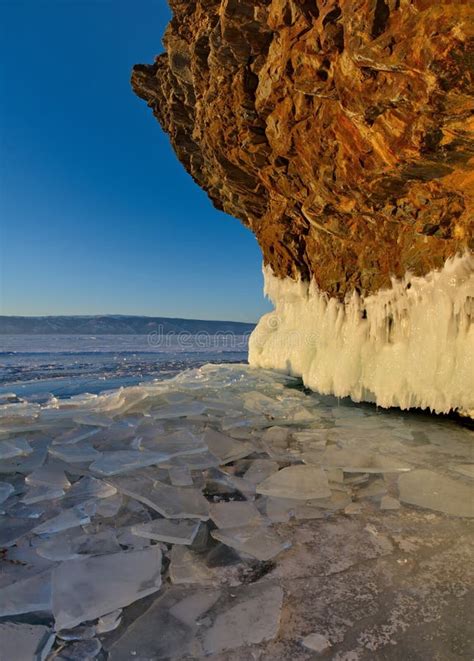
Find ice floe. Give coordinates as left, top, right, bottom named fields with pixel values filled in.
left=0, top=363, right=472, bottom=658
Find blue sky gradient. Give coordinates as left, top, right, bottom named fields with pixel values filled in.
left=0, top=0, right=271, bottom=322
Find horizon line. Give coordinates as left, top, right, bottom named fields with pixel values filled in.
left=0, top=313, right=257, bottom=325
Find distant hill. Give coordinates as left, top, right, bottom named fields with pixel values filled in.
left=0, top=315, right=256, bottom=335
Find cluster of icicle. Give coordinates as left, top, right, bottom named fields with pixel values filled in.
left=249, top=253, right=474, bottom=416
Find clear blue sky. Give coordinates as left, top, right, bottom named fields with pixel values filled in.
left=0, top=0, right=271, bottom=323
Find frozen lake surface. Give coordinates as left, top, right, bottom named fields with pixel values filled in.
left=0, top=334, right=249, bottom=402
left=0, top=341, right=472, bottom=659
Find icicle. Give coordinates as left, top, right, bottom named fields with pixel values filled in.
left=249, top=253, right=474, bottom=416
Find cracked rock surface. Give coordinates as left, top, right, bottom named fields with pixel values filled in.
left=132, top=0, right=473, bottom=298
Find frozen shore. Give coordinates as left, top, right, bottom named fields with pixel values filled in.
left=250, top=253, right=474, bottom=417
left=0, top=364, right=473, bottom=659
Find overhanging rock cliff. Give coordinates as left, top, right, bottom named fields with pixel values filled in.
left=132, top=0, right=474, bottom=414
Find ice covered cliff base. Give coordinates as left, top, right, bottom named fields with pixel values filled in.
left=249, top=254, right=474, bottom=416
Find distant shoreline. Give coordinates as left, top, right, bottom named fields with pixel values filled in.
left=0, top=315, right=256, bottom=336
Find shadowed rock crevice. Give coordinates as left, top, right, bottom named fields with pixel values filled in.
left=132, top=0, right=473, bottom=299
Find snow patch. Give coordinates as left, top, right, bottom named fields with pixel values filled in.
left=249, top=253, right=474, bottom=415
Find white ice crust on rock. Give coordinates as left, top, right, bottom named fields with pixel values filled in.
left=249, top=253, right=474, bottom=415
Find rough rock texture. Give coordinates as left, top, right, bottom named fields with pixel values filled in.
left=132, top=0, right=473, bottom=298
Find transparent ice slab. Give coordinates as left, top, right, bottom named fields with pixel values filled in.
left=90, top=450, right=170, bottom=476
left=0, top=570, right=52, bottom=617
left=26, top=461, right=71, bottom=489
left=152, top=401, right=206, bottom=419
left=52, top=547, right=163, bottom=630
left=0, top=437, right=32, bottom=459
left=106, top=587, right=196, bottom=660
left=202, top=428, right=255, bottom=464
left=61, top=476, right=117, bottom=507
left=211, top=525, right=290, bottom=561
left=49, top=442, right=102, bottom=463
left=169, top=589, right=221, bottom=627
left=168, top=465, right=193, bottom=486
left=0, top=437, right=49, bottom=474
left=0, top=515, right=37, bottom=547
left=169, top=546, right=216, bottom=585
left=32, top=503, right=94, bottom=535
left=256, top=465, right=331, bottom=500
left=109, top=475, right=209, bottom=520
left=398, top=469, right=474, bottom=517
left=36, top=528, right=121, bottom=561
left=243, top=458, right=279, bottom=485
left=56, top=638, right=102, bottom=660
left=209, top=501, right=264, bottom=529
left=202, top=583, right=283, bottom=654
left=132, top=518, right=201, bottom=545
left=0, top=481, right=14, bottom=504
left=0, top=622, right=55, bottom=661
left=96, top=608, right=123, bottom=634
left=21, top=484, right=66, bottom=504
left=321, top=447, right=412, bottom=473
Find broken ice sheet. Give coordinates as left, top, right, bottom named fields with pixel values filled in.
left=52, top=426, right=101, bottom=446
left=21, top=484, right=66, bottom=504
left=169, top=465, right=193, bottom=486
left=152, top=401, right=206, bottom=419
left=61, top=476, right=117, bottom=507
left=0, top=515, right=37, bottom=547
left=264, top=491, right=350, bottom=523
left=141, top=429, right=208, bottom=456
left=164, top=449, right=220, bottom=470
left=95, top=492, right=123, bottom=517
left=256, top=465, right=331, bottom=500
left=242, top=391, right=277, bottom=415
left=0, top=480, right=14, bottom=504
left=0, top=570, right=52, bottom=617
left=36, top=528, right=121, bottom=561
left=398, top=469, right=474, bottom=518
left=0, top=437, right=49, bottom=474
left=356, top=478, right=387, bottom=499
left=56, top=638, right=102, bottom=660
left=169, top=545, right=216, bottom=585
left=106, top=587, right=197, bottom=660
left=57, top=624, right=96, bottom=641
left=202, top=428, right=255, bottom=464
left=96, top=608, right=123, bottom=634
left=109, top=475, right=209, bottom=520
left=0, top=436, right=32, bottom=459
left=209, top=500, right=264, bottom=529
left=321, top=447, right=412, bottom=473
left=169, top=589, right=221, bottom=627
left=90, top=449, right=170, bottom=476
left=52, top=547, right=162, bottom=630
left=49, top=442, right=102, bottom=463
left=33, top=503, right=94, bottom=535
left=243, top=458, right=279, bottom=485
left=205, top=467, right=255, bottom=497
left=0, top=622, right=55, bottom=661
left=211, top=525, right=290, bottom=561
left=72, top=412, right=114, bottom=427
left=26, top=461, right=71, bottom=489
left=132, top=518, right=201, bottom=545
left=202, top=583, right=283, bottom=654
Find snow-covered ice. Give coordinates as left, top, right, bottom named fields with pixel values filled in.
left=250, top=253, right=474, bottom=415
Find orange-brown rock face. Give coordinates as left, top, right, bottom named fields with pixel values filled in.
left=132, top=0, right=473, bottom=298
